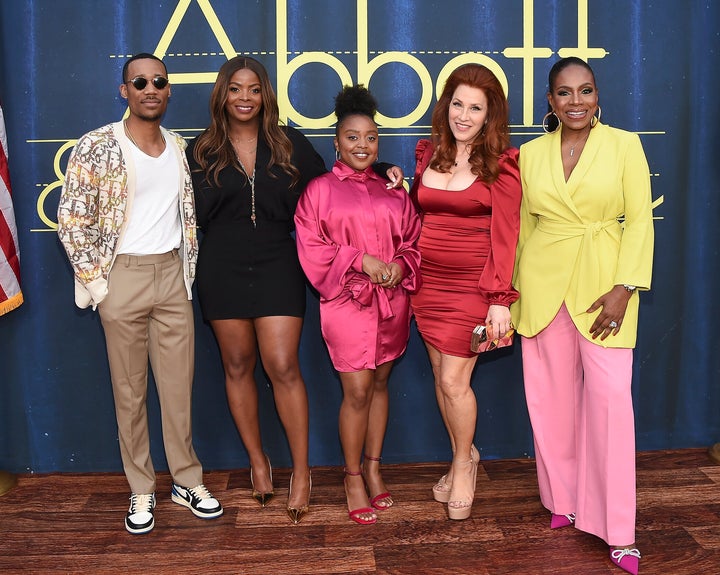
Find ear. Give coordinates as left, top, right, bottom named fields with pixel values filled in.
left=333, top=136, right=338, bottom=151
left=120, top=83, right=128, bottom=100
left=546, top=92, right=553, bottom=109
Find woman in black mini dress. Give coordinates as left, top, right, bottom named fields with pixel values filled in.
left=188, top=56, right=401, bottom=524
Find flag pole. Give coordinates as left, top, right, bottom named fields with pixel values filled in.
left=0, top=470, right=17, bottom=496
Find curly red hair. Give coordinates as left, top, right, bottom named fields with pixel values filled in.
left=430, top=64, right=510, bottom=184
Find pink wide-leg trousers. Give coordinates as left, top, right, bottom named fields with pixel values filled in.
left=521, top=304, right=636, bottom=545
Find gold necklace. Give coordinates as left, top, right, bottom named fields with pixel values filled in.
left=123, top=119, right=165, bottom=149
left=230, top=136, right=257, bottom=153
left=235, top=153, right=257, bottom=228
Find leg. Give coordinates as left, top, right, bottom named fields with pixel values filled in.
left=426, top=343, right=456, bottom=453
left=576, top=340, right=636, bottom=547
left=339, top=370, right=377, bottom=524
left=98, top=260, right=155, bottom=495
left=425, top=343, right=457, bottom=500
left=147, top=254, right=202, bottom=490
left=362, top=360, right=394, bottom=509
left=210, top=318, right=273, bottom=495
left=521, top=304, right=582, bottom=518
left=255, top=316, right=311, bottom=511
left=434, top=352, right=480, bottom=519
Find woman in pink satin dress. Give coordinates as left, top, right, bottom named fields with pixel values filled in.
left=295, top=85, right=421, bottom=525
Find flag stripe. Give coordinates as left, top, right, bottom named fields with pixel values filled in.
left=0, top=103, right=23, bottom=316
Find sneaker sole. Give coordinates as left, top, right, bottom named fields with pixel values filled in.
left=125, top=517, right=154, bottom=534
left=171, top=493, right=224, bottom=519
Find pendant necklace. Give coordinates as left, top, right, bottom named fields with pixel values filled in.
left=566, top=130, right=590, bottom=157
left=236, top=156, right=257, bottom=228
left=454, top=144, right=473, bottom=167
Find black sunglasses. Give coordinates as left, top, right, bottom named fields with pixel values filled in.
left=126, top=76, right=169, bottom=90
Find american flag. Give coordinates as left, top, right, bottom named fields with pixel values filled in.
left=0, top=104, right=23, bottom=315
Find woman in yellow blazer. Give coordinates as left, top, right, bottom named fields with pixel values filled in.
left=512, top=57, right=653, bottom=575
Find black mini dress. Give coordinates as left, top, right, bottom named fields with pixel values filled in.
left=187, top=127, right=326, bottom=320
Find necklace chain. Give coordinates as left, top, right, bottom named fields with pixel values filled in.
left=453, top=144, right=473, bottom=167
left=235, top=154, right=257, bottom=228
left=565, top=130, right=590, bottom=157
left=123, top=119, right=165, bottom=150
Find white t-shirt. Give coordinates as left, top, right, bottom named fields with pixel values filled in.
left=118, top=141, right=182, bottom=255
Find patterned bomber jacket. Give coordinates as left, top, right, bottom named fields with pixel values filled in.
left=57, top=121, right=198, bottom=309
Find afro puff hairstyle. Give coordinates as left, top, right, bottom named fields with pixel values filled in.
left=334, top=84, right=377, bottom=134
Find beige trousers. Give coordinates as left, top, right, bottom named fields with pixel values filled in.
left=98, top=250, right=203, bottom=494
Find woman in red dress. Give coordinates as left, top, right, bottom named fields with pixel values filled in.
left=409, top=64, right=521, bottom=520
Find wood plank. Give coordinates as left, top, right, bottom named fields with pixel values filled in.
left=0, top=449, right=718, bottom=574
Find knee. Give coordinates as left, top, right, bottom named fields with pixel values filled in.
left=373, top=377, right=389, bottom=393
left=343, top=385, right=373, bottom=411
left=438, top=376, right=469, bottom=401
left=222, top=354, right=256, bottom=382
left=264, top=357, right=303, bottom=388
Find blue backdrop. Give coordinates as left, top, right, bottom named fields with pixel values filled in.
left=0, top=0, right=718, bottom=474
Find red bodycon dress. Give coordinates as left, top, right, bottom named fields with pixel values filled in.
left=410, top=140, right=521, bottom=357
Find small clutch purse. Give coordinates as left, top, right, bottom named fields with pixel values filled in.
left=470, top=324, right=515, bottom=354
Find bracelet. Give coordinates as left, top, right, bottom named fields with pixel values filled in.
left=622, top=284, right=637, bottom=292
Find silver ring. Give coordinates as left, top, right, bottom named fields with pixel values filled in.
left=382, top=274, right=388, bottom=280
left=608, top=321, right=618, bottom=329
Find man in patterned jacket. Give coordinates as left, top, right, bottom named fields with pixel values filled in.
left=57, top=53, right=222, bottom=534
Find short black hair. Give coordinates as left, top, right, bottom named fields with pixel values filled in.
left=334, top=84, right=377, bottom=135
left=122, top=53, right=167, bottom=83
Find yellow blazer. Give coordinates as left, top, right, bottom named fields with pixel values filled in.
left=511, top=122, right=654, bottom=348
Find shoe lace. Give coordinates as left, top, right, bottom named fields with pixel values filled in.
left=130, top=493, right=154, bottom=513
left=188, top=484, right=212, bottom=500
left=611, top=548, right=641, bottom=562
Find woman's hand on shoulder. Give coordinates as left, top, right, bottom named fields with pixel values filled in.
left=385, top=166, right=404, bottom=189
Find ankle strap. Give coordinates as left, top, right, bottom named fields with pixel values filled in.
left=344, top=468, right=362, bottom=476
left=364, top=454, right=382, bottom=462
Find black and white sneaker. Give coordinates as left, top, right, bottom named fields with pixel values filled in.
left=171, top=483, right=223, bottom=519
left=125, top=492, right=156, bottom=534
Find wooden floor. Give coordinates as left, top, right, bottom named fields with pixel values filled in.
left=0, top=449, right=718, bottom=574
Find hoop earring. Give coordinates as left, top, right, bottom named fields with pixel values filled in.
left=335, top=149, right=340, bottom=161
left=590, top=106, right=602, bottom=127
left=542, top=111, right=560, bottom=133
